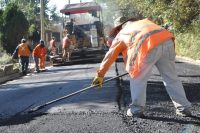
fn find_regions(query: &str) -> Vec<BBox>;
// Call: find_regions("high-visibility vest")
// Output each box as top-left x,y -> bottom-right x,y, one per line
18,43 -> 30,57
119,19 -> 174,78
96,19 -> 174,78
40,47 -> 46,57
62,37 -> 71,49
50,39 -> 56,48
32,44 -> 42,58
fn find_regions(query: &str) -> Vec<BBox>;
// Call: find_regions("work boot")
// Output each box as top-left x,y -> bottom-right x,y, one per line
176,108 -> 192,117
127,108 -> 144,117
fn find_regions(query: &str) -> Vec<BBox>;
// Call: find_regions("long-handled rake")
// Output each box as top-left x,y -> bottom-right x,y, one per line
27,72 -> 128,114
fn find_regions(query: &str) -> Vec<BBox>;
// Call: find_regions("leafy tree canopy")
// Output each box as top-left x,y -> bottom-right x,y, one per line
97,0 -> 200,31
1,3 -> 29,54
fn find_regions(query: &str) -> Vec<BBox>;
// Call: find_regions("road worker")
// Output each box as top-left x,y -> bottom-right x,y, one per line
32,40 -> 46,72
62,34 -> 72,62
39,42 -> 46,70
50,36 -> 57,56
12,38 -> 31,75
92,17 -> 192,117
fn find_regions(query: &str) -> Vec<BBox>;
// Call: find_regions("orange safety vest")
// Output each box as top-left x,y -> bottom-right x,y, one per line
123,19 -> 174,78
97,18 -> 174,78
50,39 -> 56,48
62,37 -> 71,49
32,44 -> 45,58
18,43 -> 30,57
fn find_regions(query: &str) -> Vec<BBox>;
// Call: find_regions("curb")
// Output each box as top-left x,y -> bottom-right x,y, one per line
176,56 -> 200,66
0,72 -> 22,84
0,61 -> 52,84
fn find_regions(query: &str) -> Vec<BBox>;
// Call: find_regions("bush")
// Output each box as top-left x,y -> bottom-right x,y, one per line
1,3 -> 29,54
0,52 -> 12,66
175,20 -> 200,59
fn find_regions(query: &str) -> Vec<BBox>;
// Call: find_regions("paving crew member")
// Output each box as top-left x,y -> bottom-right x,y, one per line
92,17 -> 192,117
12,38 -> 31,75
62,34 -> 72,62
50,36 -> 56,56
32,40 -> 46,72
39,43 -> 46,70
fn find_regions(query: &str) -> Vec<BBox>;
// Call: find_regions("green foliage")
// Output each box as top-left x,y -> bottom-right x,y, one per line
97,0 -> 200,59
99,0 -> 200,31
49,5 -> 60,22
1,3 -> 29,54
29,24 -> 37,33
175,20 -> 200,59
0,49 -> 12,66
121,0 -> 200,31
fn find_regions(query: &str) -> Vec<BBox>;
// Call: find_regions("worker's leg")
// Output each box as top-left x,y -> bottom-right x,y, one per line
25,57 -> 29,72
69,50 -> 72,61
43,56 -> 46,69
155,40 -> 191,111
67,48 -> 70,61
39,58 -> 42,69
129,45 -> 162,114
33,57 -> 40,72
51,47 -> 55,56
19,57 -> 25,72
40,56 -> 45,69
40,57 -> 43,69
62,49 -> 67,61
23,56 -> 29,75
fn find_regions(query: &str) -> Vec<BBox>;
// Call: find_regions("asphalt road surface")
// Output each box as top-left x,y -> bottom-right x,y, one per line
0,57 -> 200,133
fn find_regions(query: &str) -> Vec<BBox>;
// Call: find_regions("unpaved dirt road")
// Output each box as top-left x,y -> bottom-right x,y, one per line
0,57 -> 200,133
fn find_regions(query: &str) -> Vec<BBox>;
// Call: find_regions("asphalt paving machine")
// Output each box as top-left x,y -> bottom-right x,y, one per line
50,2 -> 106,65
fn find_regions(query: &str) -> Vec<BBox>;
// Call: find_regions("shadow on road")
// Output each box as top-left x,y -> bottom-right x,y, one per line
141,114 -> 200,125
0,113 -> 47,126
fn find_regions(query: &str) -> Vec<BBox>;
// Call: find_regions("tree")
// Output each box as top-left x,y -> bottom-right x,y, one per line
97,0 -> 200,31
49,5 -> 60,22
1,3 -> 29,54
0,9 -> 3,49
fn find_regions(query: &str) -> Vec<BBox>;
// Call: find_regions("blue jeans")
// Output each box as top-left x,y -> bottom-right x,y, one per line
19,56 -> 29,74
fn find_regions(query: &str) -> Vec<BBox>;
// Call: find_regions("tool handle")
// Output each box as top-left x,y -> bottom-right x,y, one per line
28,72 -> 128,113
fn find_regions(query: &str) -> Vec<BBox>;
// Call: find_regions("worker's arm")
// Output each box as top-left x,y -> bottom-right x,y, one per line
92,40 -> 126,87
12,46 -> 19,59
97,40 -> 126,77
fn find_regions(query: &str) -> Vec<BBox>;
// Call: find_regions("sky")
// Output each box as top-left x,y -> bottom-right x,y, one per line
48,0 -> 93,13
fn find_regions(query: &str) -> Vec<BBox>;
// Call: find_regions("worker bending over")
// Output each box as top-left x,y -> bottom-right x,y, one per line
92,17 -> 192,117
32,40 -> 46,72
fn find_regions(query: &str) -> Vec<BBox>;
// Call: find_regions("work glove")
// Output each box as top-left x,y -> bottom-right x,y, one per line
92,76 -> 104,88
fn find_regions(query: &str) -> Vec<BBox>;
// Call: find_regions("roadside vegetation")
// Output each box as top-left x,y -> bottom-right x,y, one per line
175,20 -> 200,59
0,0 -> 60,66
98,0 -> 200,59
0,46 -> 12,66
